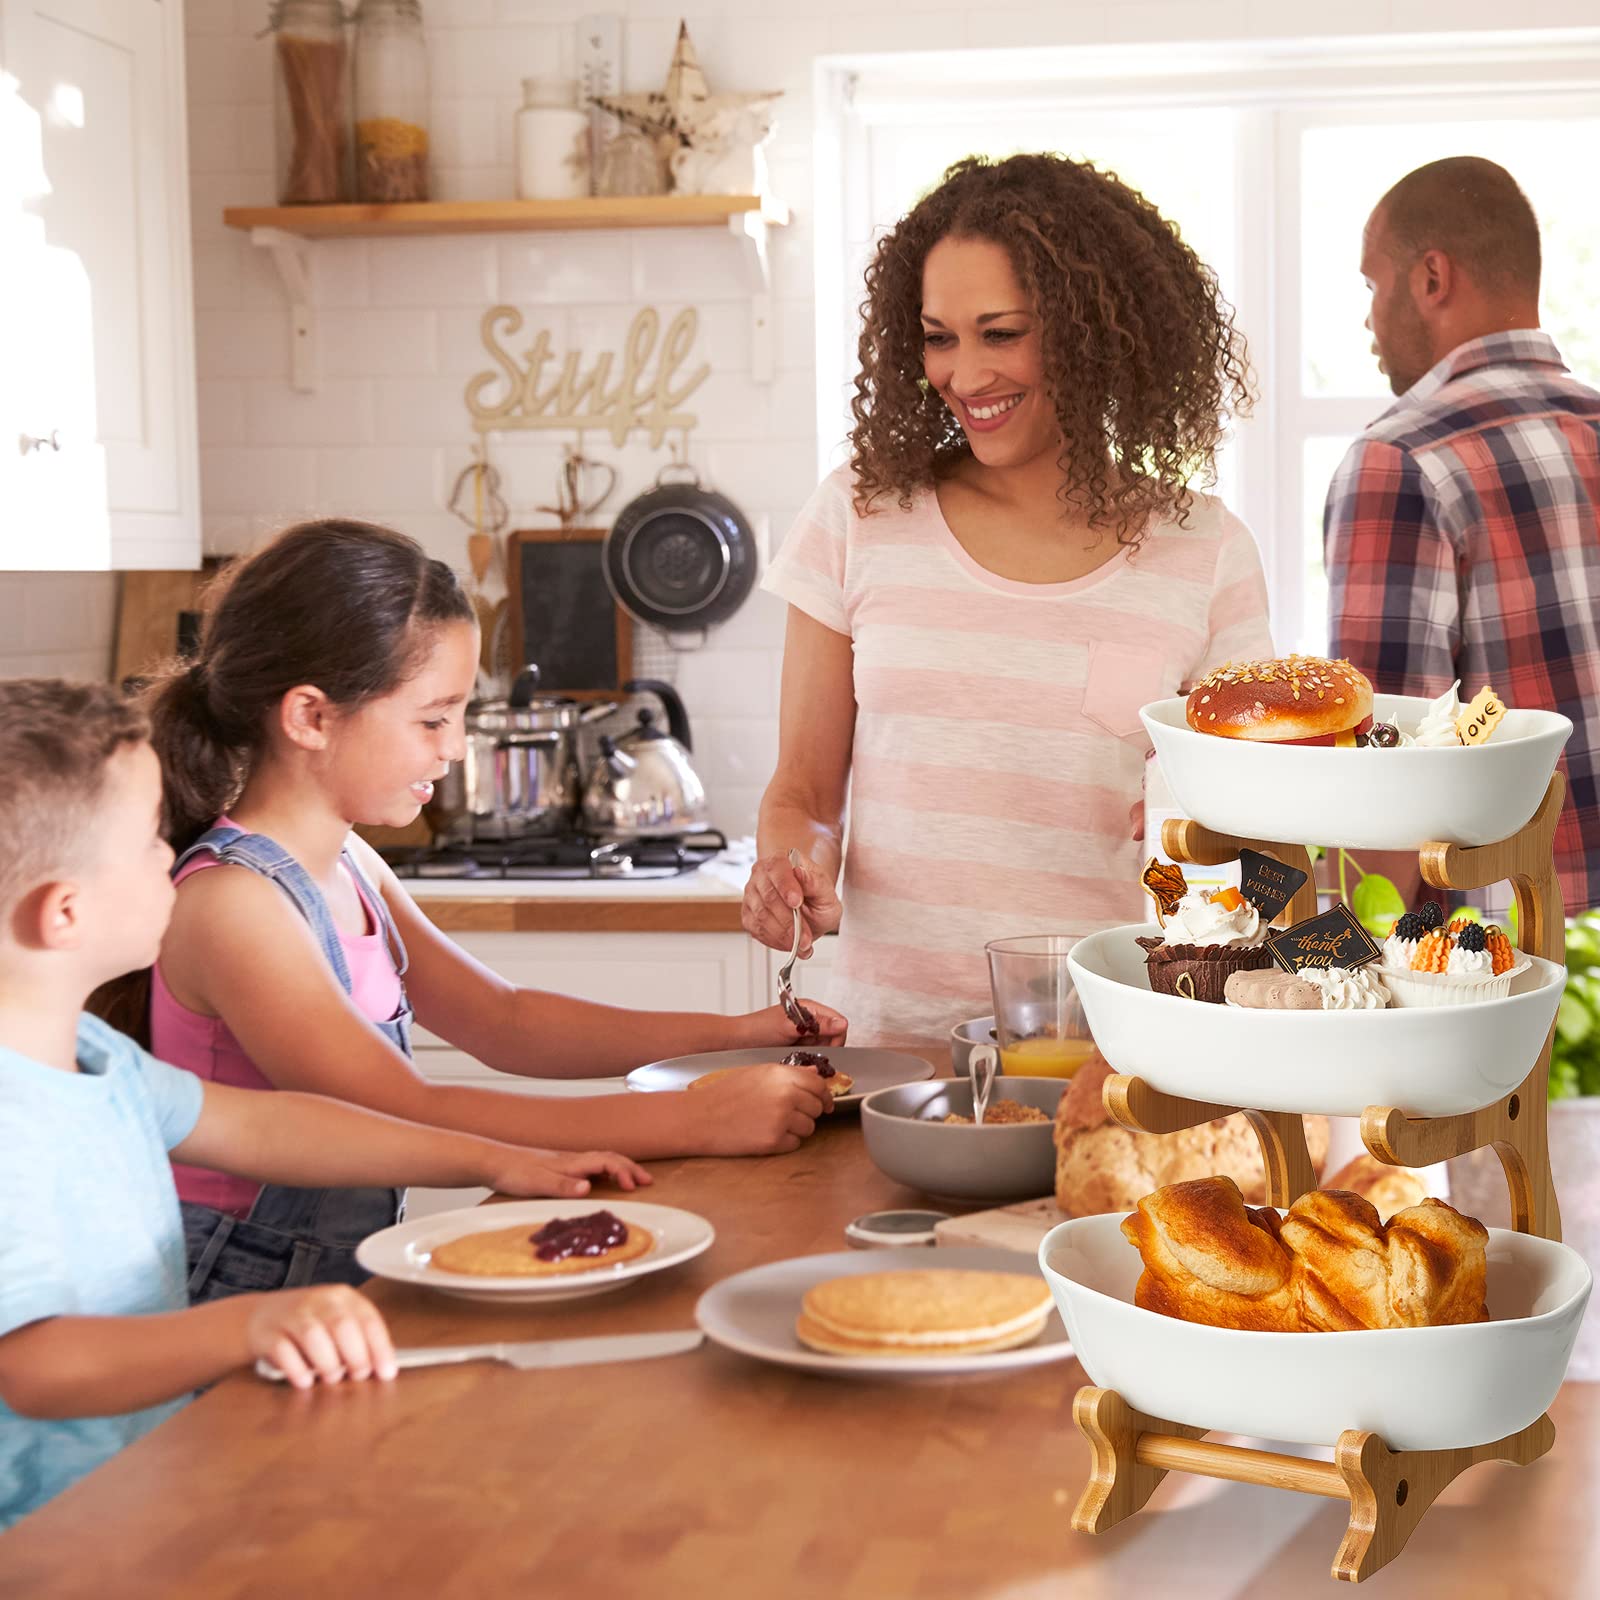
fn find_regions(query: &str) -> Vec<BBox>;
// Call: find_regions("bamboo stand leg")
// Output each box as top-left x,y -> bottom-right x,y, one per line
1072,1388 -> 1555,1584
1360,773 -> 1566,1241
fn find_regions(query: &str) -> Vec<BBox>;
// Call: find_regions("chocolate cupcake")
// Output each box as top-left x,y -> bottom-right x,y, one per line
1136,884 -> 1273,1004
1136,937 -> 1274,1003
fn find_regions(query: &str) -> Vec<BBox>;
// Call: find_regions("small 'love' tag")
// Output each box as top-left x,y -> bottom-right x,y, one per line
1237,848 -> 1309,923
1456,685 -> 1506,747
1265,904 -> 1383,974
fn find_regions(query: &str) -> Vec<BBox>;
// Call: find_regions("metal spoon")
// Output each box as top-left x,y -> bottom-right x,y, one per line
777,848 -> 816,1037
969,1044 -> 997,1127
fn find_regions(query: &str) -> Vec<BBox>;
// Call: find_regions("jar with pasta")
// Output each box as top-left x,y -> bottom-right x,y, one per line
269,0 -> 350,205
351,0 -> 430,203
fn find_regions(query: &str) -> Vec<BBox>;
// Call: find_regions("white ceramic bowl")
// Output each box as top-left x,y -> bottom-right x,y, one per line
1069,924 -> 1564,1117
1039,1212 -> 1591,1449
1141,693 -> 1571,849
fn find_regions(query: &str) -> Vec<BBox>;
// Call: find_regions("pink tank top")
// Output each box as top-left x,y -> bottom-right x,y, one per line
152,822 -> 405,1218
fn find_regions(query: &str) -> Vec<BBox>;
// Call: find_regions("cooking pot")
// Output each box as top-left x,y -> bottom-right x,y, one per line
603,465 -> 757,634
425,665 -> 614,842
581,679 -> 710,839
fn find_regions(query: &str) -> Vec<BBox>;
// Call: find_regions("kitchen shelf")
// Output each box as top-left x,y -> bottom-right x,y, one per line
223,193 -> 790,389
220,193 -> 790,239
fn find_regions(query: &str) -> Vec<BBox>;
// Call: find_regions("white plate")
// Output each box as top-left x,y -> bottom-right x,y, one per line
356,1200 -> 715,1304
1070,924 -> 1565,1117
625,1046 -> 933,1109
1040,1212 -> 1591,1450
1142,693 -> 1571,849
695,1245 -> 1074,1379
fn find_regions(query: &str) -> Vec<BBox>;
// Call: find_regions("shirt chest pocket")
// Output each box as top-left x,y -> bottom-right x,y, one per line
1082,640 -> 1169,740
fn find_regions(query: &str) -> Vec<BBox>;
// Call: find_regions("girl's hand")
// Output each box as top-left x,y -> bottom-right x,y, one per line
689,1063 -> 831,1156
487,1148 -> 651,1198
247,1285 -> 397,1390
734,1000 -> 848,1048
742,852 -> 842,956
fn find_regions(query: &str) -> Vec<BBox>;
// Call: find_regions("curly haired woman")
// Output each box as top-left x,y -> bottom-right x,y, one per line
742,153 -> 1275,1057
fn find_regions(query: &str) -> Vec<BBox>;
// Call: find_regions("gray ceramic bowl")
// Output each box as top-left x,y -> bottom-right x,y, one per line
949,1015 -> 997,1078
860,1078 -> 1063,1203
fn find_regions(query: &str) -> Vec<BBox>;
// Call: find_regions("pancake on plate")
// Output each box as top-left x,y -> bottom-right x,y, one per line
429,1210 -> 655,1277
687,1061 -> 855,1100
795,1270 -> 1052,1357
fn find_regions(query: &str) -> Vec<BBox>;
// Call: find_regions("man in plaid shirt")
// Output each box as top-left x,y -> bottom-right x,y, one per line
1326,156 -> 1600,915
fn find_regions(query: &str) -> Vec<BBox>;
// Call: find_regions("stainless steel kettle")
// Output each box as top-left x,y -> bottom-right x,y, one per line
581,679 -> 709,839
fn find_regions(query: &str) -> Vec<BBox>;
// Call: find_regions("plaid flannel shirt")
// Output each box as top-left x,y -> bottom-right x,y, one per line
1325,330 -> 1600,915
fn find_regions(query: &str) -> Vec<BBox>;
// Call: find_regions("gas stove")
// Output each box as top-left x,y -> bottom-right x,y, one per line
379,829 -> 728,881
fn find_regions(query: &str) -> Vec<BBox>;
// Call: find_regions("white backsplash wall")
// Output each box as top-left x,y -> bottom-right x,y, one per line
181,0 -> 1597,834
0,573 -> 117,682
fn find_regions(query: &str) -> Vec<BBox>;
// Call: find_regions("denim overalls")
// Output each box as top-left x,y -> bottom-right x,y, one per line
174,825 -> 412,1301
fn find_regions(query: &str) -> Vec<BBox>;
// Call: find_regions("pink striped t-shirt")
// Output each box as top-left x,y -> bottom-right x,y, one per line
763,466 -> 1274,1054
151,830 -> 405,1219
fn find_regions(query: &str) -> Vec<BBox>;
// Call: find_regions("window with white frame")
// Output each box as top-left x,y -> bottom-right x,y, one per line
814,33 -> 1600,654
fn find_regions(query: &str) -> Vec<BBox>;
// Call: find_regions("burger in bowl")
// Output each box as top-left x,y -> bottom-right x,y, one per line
1187,656 -> 1374,748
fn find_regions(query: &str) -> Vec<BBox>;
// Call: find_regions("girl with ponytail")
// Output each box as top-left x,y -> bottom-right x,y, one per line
139,520 -> 843,1299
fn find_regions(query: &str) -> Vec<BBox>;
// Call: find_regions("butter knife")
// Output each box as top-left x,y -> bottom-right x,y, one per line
255,1327 -> 703,1383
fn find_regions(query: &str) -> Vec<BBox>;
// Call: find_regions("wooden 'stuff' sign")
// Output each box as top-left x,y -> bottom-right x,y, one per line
464,305 -> 710,447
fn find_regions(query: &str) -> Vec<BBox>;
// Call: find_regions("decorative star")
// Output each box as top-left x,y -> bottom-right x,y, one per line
591,20 -> 779,149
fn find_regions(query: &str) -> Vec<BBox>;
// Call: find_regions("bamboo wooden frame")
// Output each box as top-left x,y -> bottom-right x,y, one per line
1072,773 -> 1568,1582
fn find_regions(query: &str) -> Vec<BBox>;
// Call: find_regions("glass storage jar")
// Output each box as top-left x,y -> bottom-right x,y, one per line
351,0 -> 430,202
269,0 -> 350,205
515,77 -> 591,200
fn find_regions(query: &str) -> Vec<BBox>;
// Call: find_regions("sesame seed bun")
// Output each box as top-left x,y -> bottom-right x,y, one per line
1186,656 -> 1373,743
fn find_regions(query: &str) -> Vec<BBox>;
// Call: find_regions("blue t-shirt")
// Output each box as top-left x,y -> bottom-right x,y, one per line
0,1013 -> 204,1531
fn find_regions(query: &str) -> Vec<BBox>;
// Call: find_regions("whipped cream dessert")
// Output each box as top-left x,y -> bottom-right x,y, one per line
1412,681 -> 1465,747
1224,965 -> 1390,1010
1384,928 -> 1421,968
1160,887 -> 1265,949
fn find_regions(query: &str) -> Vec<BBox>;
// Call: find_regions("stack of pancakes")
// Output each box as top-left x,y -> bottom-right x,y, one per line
796,1270 -> 1052,1357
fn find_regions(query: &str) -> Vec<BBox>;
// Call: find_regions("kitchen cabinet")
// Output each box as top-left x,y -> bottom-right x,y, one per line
0,0 -> 199,571
406,927 -> 771,1219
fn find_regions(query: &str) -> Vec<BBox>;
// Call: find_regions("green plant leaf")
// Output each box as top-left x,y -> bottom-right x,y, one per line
1505,899 -> 1519,946
1446,904 -> 1484,925
1556,990 -> 1594,1047
1351,873 -> 1405,937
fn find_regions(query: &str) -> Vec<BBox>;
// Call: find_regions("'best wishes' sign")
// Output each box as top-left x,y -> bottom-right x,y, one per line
464,305 -> 710,447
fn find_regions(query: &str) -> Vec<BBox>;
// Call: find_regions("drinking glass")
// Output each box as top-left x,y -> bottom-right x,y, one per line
984,935 -> 1095,1078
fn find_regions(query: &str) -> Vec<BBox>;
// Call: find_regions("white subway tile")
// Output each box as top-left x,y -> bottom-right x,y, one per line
311,241 -> 372,308
322,309 -> 440,377
200,447 -> 318,515
186,103 -> 241,174
430,163 -> 520,202
195,309 -> 290,380
694,715 -> 780,792
499,235 -> 633,304
705,440 -> 825,515
696,586 -> 788,652
431,95 -> 505,170
373,377 -> 482,445
197,379 -> 247,448
244,378 -> 375,446
186,0 -> 238,36
190,235 -> 245,311
673,648 -> 781,719
21,572 -> 116,655
370,237 -> 499,307
766,369 -> 819,441
237,104 -> 275,174
629,230 -> 747,302
314,446 -> 442,512
708,785 -> 764,840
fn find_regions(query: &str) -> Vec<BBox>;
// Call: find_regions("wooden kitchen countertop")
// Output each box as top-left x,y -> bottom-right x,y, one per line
6,1124 -> 1595,1597
415,894 -> 745,934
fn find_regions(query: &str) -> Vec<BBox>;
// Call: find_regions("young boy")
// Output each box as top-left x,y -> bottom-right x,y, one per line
0,680 -> 647,1530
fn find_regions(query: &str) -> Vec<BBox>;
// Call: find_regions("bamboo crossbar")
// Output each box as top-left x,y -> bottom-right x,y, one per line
1134,1435 -> 1349,1499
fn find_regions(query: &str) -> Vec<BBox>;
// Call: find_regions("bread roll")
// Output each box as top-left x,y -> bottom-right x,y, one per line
1052,1053 -> 1329,1215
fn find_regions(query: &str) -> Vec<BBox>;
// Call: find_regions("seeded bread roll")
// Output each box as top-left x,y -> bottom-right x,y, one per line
1186,656 -> 1373,742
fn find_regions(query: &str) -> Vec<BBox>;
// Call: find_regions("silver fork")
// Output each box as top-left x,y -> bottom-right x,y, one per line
777,847 -> 814,1035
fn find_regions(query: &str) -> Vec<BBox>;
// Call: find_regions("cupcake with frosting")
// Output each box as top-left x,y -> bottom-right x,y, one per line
1379,909 -> 1528,1006
1136,885 -> 1274,1004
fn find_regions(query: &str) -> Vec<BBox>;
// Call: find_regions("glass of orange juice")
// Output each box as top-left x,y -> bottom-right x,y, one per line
984,935 -> 1095,1079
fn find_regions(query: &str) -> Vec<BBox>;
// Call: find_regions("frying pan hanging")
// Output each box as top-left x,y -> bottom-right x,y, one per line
603,464 -> 758,634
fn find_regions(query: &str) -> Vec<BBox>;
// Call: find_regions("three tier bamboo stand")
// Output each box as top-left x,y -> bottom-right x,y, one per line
1071,773 -> 1567,1583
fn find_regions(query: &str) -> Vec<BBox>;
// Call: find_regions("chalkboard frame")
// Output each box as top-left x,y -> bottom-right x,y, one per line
506,526 -> 634,701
